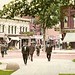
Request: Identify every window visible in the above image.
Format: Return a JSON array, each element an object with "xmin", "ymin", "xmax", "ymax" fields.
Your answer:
[
  {"xmin": 26, "ymin": 27, "xmax": 27, "ymax": 32},
  {"xmin": 23, "ymin": 27, "xmax": 24, "ymax": 32},
  {"xmin": 8, "ymin": 26, "xmax": 10, "ymax": 33},
  {"xmin": 74, "ymin": 18, "xmax": 75, "ymax": 28},
  {"xmin": 0, "ymin": 24, "xmax": 1, "ymax": 32},
  {"xmin": 20, "ymin": 26, "xmax": 23, "ymax": 33},
  {"xmin": 2, "ymin": 25, "xmax": 4, "ymax": 32},
  {"xmin": 11, "ymin": 26, "xmax": 13, "ymax": 34},
  {"xmin": 15, "ymin": 26, "xmax": 17, "ymax": 34}
]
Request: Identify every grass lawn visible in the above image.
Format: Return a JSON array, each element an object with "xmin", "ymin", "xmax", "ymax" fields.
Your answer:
[
  {"xmin": 0, "ymin": 70, "xmax": 14, "ymax": 75},
  {"xmin": 0, "ymin": 62, "xmax": 2, "ymax": 64},
  {"xmin": 59, "ymin": 74, "xmax": 75, "ymax": 75},
  {"xmin": 72, "ymin": 59, "xmax": 75, "ymax": 62}
]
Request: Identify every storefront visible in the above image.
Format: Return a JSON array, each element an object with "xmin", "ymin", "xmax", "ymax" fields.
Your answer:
[
  {"xmin": 8, "ymin": 37, "xmax": 20, "ymax": 49},
  {"xmin": 63, "ymin": 33, "xmax": 75, "ymax": 49}
]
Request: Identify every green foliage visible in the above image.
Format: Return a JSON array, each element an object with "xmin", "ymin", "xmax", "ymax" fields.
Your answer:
[
  {"xmin": 0, "ymin": 70, "xmax": 14, "ymax": 75},
  {"xmin": 20, "ymin": 32, "xmax": 34, "ymax": 36},
  {"xmin": 0, "ymin": 0, "xmax": 71, "ymax": 27},
  {"xmin": 59, "ymin": 74, "xmax": 75, "ymax": 75},
  {"xmin": 0, "ymin": 62, "xmax": 2, "ymax": 64},
  {"xmin": 30, "ymin": 0, "xmax": 59, "ymax": 27},
  {"xmin": 72, "ymin": 59, "xmax": 75, "ymax": 62}
]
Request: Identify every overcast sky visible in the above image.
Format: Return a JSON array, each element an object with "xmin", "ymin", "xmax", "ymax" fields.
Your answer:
[
  {"xmin": 0, "ymin": 0, "xmax": 31, "ymax": 10},
  {"xmin": 0, "ymin": 0, "xmax": 13, "ymax": 10}
]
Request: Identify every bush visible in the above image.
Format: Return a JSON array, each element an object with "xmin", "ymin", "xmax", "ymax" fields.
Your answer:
[
  {"xmin": 0, "ymin": 70, "xmax": 14, "ymax": 75},
  {"xmin": 72, "ymin": 59, "xmax": 75, "ymax": 62},
  {"xmin": 0, "ymin": 62, "xmax": 2, "ymax": 65},
  {"xmin": 59, "ymin": 74, "xmax": 75, "ymax": 75}
]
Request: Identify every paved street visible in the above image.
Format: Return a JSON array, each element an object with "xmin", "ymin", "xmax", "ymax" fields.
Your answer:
[
  {"xmin": 0, "ymin": 49, "xmax": 75, "ymax": 75},
  {"xmin": 0, "ymin": 49, "xmax": 75, "ymax": 60},
  {"xmin": 11, "ymin": 59, "xmax": 75, "ymax": 75}
]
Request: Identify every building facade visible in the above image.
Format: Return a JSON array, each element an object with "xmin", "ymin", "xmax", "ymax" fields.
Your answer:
[
  {"xmin": 60, "ymin": 5, "xmax": 75, "ymax": 49},
  {"xmin": 0, "ymin": 18, "xmax": 30, "ymax": 49}
]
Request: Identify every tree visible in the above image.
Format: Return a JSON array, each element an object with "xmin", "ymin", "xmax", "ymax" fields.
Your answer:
[
  {"xmin": 0, "ymin": 0, "xmax": 71, "ymax": 50},
  {"xmin": 0, "ymin": 0, "xmax": 30, "ymax": 18},
  {"xmin": 29, "ymin": 0, "xmax": 73, "ymax": 50},
  {"xmin": 29, "ymin": 0, "xmax": 60, "ymax": 50}
]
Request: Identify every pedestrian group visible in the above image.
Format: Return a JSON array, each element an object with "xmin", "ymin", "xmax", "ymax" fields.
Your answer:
[
  {"xmin": 21, "ymin": 42, "xmax": 53, "ymax": 65},
  {"xmin": 0, "ymin": 40, "xmax": 53, "ymax": 65}
]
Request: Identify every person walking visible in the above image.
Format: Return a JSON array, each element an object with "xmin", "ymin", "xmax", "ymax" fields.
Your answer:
[
  {"xmin": 36, "ymin": 44, "xmax": 40, "ymax": 56},
  {"xmin": 29, "ymin": 43, "xmax": 35, "ymax": 62},
  {"xmin": 45, "ymin": 43, "xmax": 53, "ymax": 61},
  {"xmin": 1, "ymin": 45, "xmax": 5, "ymax": 58},
  {"xmin": 21, "ymin": 43, "xmax": 29, "ymax": 65},
  {"xmin": 4, "ymin": 42, "xmax": 8, "ymax": 54}
]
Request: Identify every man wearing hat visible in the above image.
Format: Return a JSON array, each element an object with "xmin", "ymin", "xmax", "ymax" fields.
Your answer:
[
  {"xmin": 21, "ymin": 42, "xmax": 29, "ymax": 65},
  {"xmin": 45, "ymin": 43, "xmax": 53, "ymax": 61},
  {"xmin": 29, "ymin": 42, "xmax": 35, "ymax": 61}
]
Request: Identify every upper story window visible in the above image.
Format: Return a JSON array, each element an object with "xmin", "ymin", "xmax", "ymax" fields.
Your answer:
[
  {"xmin": 0, "ymin": 24, "xmax": 1, "ymax": 32},
  {"xmin": 2, "ymin": 25, "xmax": 5, "ymax": 32},
  {"xmin": 20, "ymin": 26, "xmax": 27, "ymax": 33},
  {"xmin": 8, "ymin": 26, "xmax": 10, "ymax": 33},
  {"xmin": 26, "ymin": 27, "xmax": 27, "ymax": 32},
  {"xmin": 11, "ymin": 26, "xmax": 13, "ymax": 34},
  {"xmin": 20, "ymin": 26, "xmax": 22, "ymax": 33},
  {"xmin": 23, "ymin": 27, "xmax": 25, "ymax": 32},
  {"xmin": 15, "ymin": 26, "xmax": 17, "ymax": 34}
]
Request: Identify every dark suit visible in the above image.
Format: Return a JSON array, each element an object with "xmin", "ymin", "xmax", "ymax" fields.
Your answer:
[
  {"xmin": 45, "ymin": 46, "xmax": 53, "ymax": 61},
  {"xmin": 22, "ymin": 46, "xmax": 29, "ymax": 65},
  {"xmin": 1, "ymin": 46, "xmax": 5, "ymax": 57},
  {"xmin": 29, "ymin": 45, "xmax": 35, "ymax": 61}
]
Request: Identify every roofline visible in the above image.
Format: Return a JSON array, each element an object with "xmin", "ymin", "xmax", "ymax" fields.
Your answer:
[{"xmin": 0, "ymin": 17, "xmax": 31, "ymax": 22}]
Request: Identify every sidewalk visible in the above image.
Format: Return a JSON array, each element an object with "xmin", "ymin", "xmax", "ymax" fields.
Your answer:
[
  {"xmin": 0, "ymin": 49, "xmax": 75, "ymax": 75},
  {"xmin": 11, "ymin": 58, "xmax": 75, "ymax": 75},
  {"xmin": 52, "ymin": 49, "xmax": 75, "ymax": 54}
]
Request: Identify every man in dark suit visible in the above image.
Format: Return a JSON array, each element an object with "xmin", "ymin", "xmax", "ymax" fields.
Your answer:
[
  {"xmin": 45, "ymin": 44, "xmax": 53, "ymax": 61},
  {"xmin": 22, "ymin": 43, "xmax": 29, "ymax": 65},
  {"xmin": 29, "ymin": 43, "xmax": 35, "ymax": 61},
  {"xmin": 1, "ymin": 45, "xmax": 5, "ymax": 57}
]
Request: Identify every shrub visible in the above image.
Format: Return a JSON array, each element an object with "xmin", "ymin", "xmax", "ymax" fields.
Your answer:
[
  {"xmin": 72, "ymin": 59, "xmax": 75, "ymax": 62},
  {"xmin": 0, "ymin": 62, "xmax": 2, "ymax": 65},
  {"xmin": 0, "ymin": 70, "xmax": 14, "ymax": 75},
  {"xmin": 59, "ymin": 74, "xmax": 75, "ymax": 75}
]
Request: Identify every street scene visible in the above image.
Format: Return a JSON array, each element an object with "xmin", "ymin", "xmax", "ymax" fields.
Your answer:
[
  {"xmin": 0, "ymin": 0, "xmax": 75, "ymax": 75},
  {"xmin": 0, "ymin": 49, "xmax": 75, "ymax": 75}
]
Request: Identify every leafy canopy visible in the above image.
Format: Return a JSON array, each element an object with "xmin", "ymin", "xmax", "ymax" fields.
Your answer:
[{"xmin": 0, "ymin": 0, "xmax": 71, "ymax": 28}]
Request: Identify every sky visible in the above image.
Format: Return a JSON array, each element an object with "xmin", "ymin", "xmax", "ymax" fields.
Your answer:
[
  {"xmin": 0, "ymin": 0, "xmax": 13, "ymax": 10},
  {"xmin": 0, "ymin": 0, "xmax": 31, "ymax": 10}
]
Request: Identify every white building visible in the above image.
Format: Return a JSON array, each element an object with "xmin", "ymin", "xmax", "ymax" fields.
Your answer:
[{"xmin": 0, "ymin": 18, "xmax": 30, "ymax": 49}]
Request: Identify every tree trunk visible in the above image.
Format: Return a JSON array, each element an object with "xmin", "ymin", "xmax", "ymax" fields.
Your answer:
[{"xmin": 42, "ymin": 24, "xmax": 46, "ymax": 51}]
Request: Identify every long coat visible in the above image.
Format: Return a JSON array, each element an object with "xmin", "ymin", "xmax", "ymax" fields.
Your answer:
[
  {"xmin": 29, "ymin": 45, "xmax": 35, "ymax": 55},
  {"xmin": 1, "ymin": 46, "xmax": 5, "ymax": 54},
  {"xmin": 22, "ymin": 46, "xmax": 29, "ymax": 55},
  {"xmin": 45, "ymin": 46, "xmax": 53, "ymax": 54}
]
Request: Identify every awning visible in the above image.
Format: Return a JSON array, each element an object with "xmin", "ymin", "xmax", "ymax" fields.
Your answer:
[
  {"xmin": 63, "ymin": 33, "xmax": 75, "ymax": 42},
  {"xmin": 10, "ymin": 37, "xmax": 20, "ymax": 41}
]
